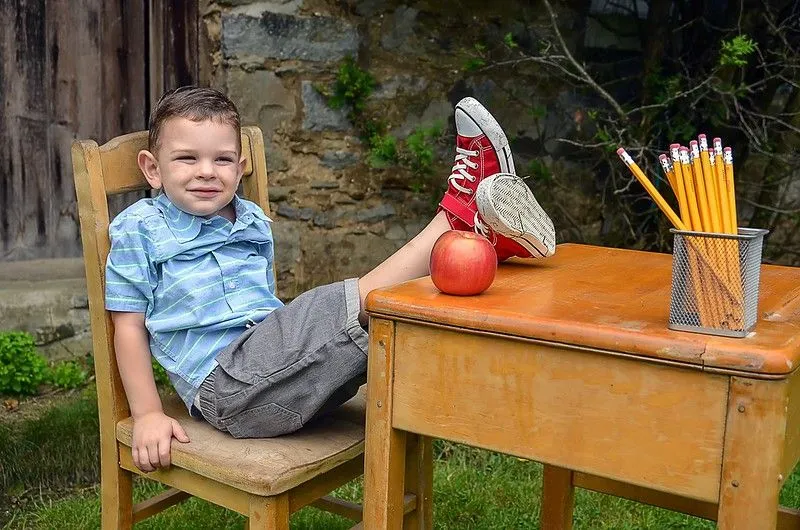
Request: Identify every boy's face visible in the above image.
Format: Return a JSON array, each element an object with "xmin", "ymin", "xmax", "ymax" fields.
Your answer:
[{"xmin": 137, "ymin": 117, "xmax": 244, "ymax": 220}]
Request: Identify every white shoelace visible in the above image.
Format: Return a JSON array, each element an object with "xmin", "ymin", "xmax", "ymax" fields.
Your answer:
[
  {"xmin": 447, "ymin": 147, "xmax": 480, "ymax": 193},
  {"xmin": 473, "ymin": 212, "xmax": 497, "ymax": 244}
]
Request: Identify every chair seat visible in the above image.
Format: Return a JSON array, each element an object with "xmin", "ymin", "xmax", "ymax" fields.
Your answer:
[{"xmin": 116, "ymin": 389, "xmax": 366, "ymax": 496}]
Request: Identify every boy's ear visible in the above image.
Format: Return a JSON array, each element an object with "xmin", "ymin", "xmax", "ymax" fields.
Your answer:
[
  {"xmin": 237, "ymin": 156, "xmax": 246, "ymax": 179},
  {"xmin": 137, "ymin": 150, "xmax": 162, "ymax": 190}
]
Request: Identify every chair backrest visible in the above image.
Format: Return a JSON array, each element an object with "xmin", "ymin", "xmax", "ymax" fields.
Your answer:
[{"xmin": 71, "ymin": 126, "xmax": 271, "ymax": 436}]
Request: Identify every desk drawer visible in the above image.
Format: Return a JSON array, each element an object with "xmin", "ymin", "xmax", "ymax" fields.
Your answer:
[{"xmin": 391, "ymin": 323, "xmax": 729, "ymax": 503}]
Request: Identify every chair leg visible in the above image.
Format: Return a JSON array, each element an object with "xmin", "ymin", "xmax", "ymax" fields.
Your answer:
[
  {"xmin": 403, "ymin": 434, "xmax": 433, "ymax": 530},
  {"xmin": 541, "ymin": 464, "xmax": 575, "ymax": 530},
  {"xmin": 101, "ymin": 463, "xmax": 133, "ymax": 529},
  {"xmin": 248, "ymin": 494, "xmax": 290, "ymax": 530}
]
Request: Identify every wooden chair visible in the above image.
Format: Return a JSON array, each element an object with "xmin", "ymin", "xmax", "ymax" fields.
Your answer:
[{"xmin": 71, "ymin": 126, "xmax": 368, "ymax": 529}]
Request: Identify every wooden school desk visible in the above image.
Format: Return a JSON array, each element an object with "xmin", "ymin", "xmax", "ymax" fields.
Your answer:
[{"xmin": 362, "ymin": 243, "xmax": 800, "ymax": 529}]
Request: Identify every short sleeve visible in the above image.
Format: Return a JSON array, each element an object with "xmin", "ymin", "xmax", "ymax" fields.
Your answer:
[
  {"xmin": 252, "ymin": 213, "xmax": 277, "ymax": 296},
  {"xmin": 264, "ymin": 239, "xmax": 277, "ymax": 295},
  {"xmin": 105, "ymin": 215, "xmax": 156, "ymax": 313}
]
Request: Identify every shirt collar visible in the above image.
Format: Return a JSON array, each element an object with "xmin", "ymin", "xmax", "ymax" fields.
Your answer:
[
  {"xmin": 153, "ymin": 193, "xmax": 270, "ymax": 243},
  {"xmin": 154, "ymin": 193, "xmax": 202, "ymax": 243}
]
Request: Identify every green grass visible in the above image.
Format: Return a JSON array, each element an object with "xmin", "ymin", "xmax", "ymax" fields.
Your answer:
[
  {"xmin": 1, "ymin": 389, "xmax": 100, "ymax": 497},
  {"xmin": 4, "ymin": 390, "xmax": 800, "ymax": 528}
]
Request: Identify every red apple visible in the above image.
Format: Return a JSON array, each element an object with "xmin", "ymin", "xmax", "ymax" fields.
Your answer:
[{"xmin": 430, "ymin": 230, "xmax": 497, "ymax": 296}]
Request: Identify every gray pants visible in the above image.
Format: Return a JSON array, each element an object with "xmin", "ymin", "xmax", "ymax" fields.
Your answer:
[{"xmin": 197, "ymin": 278, "xmax": 368, "ymax": 438}]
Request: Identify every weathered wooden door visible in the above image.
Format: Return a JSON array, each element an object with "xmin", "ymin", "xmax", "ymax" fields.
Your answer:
[{"xmin": 0, "ymin": 0, "xmax": 199, "ymax": 261}]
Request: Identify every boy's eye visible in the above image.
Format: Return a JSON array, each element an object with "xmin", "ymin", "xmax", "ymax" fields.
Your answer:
[
  {"xmin": 217, "ymin": 157, "xmax": 234, "ymax": 163},
  {"xmin": 176, "ymin": 156, "xmax": 195, "ymax": 161}
]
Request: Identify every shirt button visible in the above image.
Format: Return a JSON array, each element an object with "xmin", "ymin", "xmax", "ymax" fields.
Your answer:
[{"xmin": 227, "ymin": 281, "xmax": 237, "ymax": 289}]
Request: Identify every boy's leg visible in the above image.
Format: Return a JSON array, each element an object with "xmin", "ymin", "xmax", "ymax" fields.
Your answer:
[
  {"xmin": 357, "ymin": 210, "xmax": 450, "ymax": 322},
  {"xmin": 357, "ymin": 97, "xmax": 557, "ymax": 323},
  {"xmin": 357, "ymin": 97, "xmax": 515, "ymax": 318}
]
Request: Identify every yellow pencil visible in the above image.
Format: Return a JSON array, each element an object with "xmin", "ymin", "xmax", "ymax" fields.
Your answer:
[
  {"xmin": 722, "ymin": 145, "xmax": 744, "ymax": 322},
  {"xmin": 617, "ymin": 148, "xmax": 685, "ymax": 230},
  {"xmin": 679, "ymin": 147, "xmax": 703, "ymax": 231},
  {"xmin": 690, "ymin": 141, "xmax": 711, "ymax": 232},
  {"xmin": 662, "ymin": 152, "xmax": 688, "ymax": 226},
  {"xmin": 699, "ymin": 135, "xmax": 722, "ymax": 233},
  {"xmin": 724, "ymin": 147, "xmax": 738, "ymax": 231},
  {"xmin": 660, "ymin": 153, "xmax": 677, "ymax": 192},
  {"xmin": 713, "ymin": 138, "xmax": 732, "ymax": 234},
  {"xmin": 708, "ymin": 149, "xmax": 725, "ymax": 229}
]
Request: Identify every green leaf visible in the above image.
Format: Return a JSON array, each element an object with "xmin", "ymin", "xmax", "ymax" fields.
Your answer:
[
  {"xmin": 503, "ymin": 32, "xmax": 519, "ymax": 49},
  {"xmin": 0, "ymin": 331, "xmax": 48, "ymax": 396},
  {"xmin": 719, "ymin": 35, "xmax": 757, "ymax": 67}
]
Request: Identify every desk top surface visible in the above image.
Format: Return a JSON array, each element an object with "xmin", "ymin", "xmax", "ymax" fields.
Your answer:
[{"xmin": 365, "ymin": 243, "xmax": 800, "ymax": 376}]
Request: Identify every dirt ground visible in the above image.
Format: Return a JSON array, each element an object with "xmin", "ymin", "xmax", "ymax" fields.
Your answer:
[{"xmin": 0, "ymin": 386, "xmax": 88, "ymax": 425}]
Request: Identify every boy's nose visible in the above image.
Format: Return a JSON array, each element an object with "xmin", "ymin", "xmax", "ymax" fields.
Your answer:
[{"xmin": 197, "ymin": 160, "xmax": 215, "ymax": 178}]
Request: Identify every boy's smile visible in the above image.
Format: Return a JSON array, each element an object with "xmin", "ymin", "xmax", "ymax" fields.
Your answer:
[{"xmin": 138, "ymin": 117, "xmax": 244, "ymax": 221}]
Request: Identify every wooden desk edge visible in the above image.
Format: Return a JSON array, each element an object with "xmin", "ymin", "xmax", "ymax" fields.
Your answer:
[{"xmin": 366, "ymin": 312, "xmax": 798, "ymax": 381}]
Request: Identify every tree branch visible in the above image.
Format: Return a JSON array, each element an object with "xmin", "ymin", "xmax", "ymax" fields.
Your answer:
[{"xmin": 542, "ymin": 0, "xmax": 629, "ymax": 121}]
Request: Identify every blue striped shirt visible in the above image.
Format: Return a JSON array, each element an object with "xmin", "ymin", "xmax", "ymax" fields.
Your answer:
[{"xmin": 105, "ymin": 193, "xmax": 283, "ymax": 412}]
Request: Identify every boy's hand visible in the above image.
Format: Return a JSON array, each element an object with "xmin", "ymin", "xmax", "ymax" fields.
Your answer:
[{"xmin": 131, "ymin": 411, "xmax": 190, "ymax": 472}]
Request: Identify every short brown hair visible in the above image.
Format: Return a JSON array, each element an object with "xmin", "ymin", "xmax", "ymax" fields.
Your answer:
[{"xmin": 148, "ymin": 86, "xmax": 241, "ymax": 153}]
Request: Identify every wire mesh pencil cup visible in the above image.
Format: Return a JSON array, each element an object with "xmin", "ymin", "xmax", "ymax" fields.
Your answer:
[{"xmin": 669, "ymin": 228, "xmax": 768, "ymax": 338}]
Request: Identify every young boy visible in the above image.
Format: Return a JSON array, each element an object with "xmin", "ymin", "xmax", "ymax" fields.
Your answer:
[{"xmin": 106, "ymin": 86, "xmax": 555, "ymax": 473}]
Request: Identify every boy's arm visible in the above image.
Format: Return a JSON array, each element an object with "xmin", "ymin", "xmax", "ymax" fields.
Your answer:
[{"xmin": 111, "ymin": 311, "xmax": 189, "ymax": 472}]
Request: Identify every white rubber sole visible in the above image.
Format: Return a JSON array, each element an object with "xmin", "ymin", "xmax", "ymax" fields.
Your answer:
[
  {"xmin": 456, "ymin": 97, "xmax": 516, "ymax": 175},
  {"xmin": 476, "ymin": 173, "xmax": 556, "ymax": 258}
]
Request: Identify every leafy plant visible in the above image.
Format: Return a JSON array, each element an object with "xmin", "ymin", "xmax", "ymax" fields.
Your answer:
[
  {"xmin": 503, "ymin": 32, "xmax": 519, "ymax": 49},
  {"xmin": 368, "ymin": 134, "xmax": 398, "ymax": 168},
  {"xmin": 0, "ymin": 331, "xmax": 48, "ymax": 395},
  {"xmin": 322, "ymin": 60, "xmax": 444, "ymax": 184},
  {"xmin": 463, "ymin": 57, "xmax": 486, "ymax": 72},
  {"xmin": 719, "ymin": 35, "xmax": 757, "ymax": 67},
  {"xmin": 406, "ymin": 123, "xmax": 443, "ymax": 176},
  {"xmin": 526, "ymin": 159, "xmax": 553, "ymax": 183},
  {"xmin": 528, "ymin": 105, "xmax": 547, "ymax": 120},
  {"xmin": 328, "ymin": 56, "xmax": 375, "ymax": 116},
  {"xmin": 49, "ymin": 360, "xmax": 88, "ymax": 390}
]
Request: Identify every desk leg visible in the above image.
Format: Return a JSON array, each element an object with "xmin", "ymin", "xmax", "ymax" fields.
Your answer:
[
  {"xmin": 718, "ymin": 377, "xmax": 788, "ymax": 530},
  {"xmin": 364, "ymin": 318, "xmax": 407, "ymax": 530},
  {"xmin": 541, "ymin": 464, "xmax": 575, "ymax": 530},
  {"xmin": 404, "ymin": 434, "xmax": 433, "ymax": 530}
]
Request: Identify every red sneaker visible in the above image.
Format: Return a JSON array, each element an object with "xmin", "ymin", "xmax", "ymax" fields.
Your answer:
[
  {"xmin": 439, "ymin": 97, "xmax": 515, "ymax": 231},
  {"xmin": 476, "ymin": 173, "xmax": 556, "ymax": 260}
]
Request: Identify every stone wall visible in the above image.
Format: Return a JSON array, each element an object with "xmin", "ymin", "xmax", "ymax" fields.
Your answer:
[
  {"xmin": 202, "ymin": 0, "xmax": 601, "ymax": 299},
  {"xmin": 0, "ymin": 259, "xmax": 92, "ymax": 362}
]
